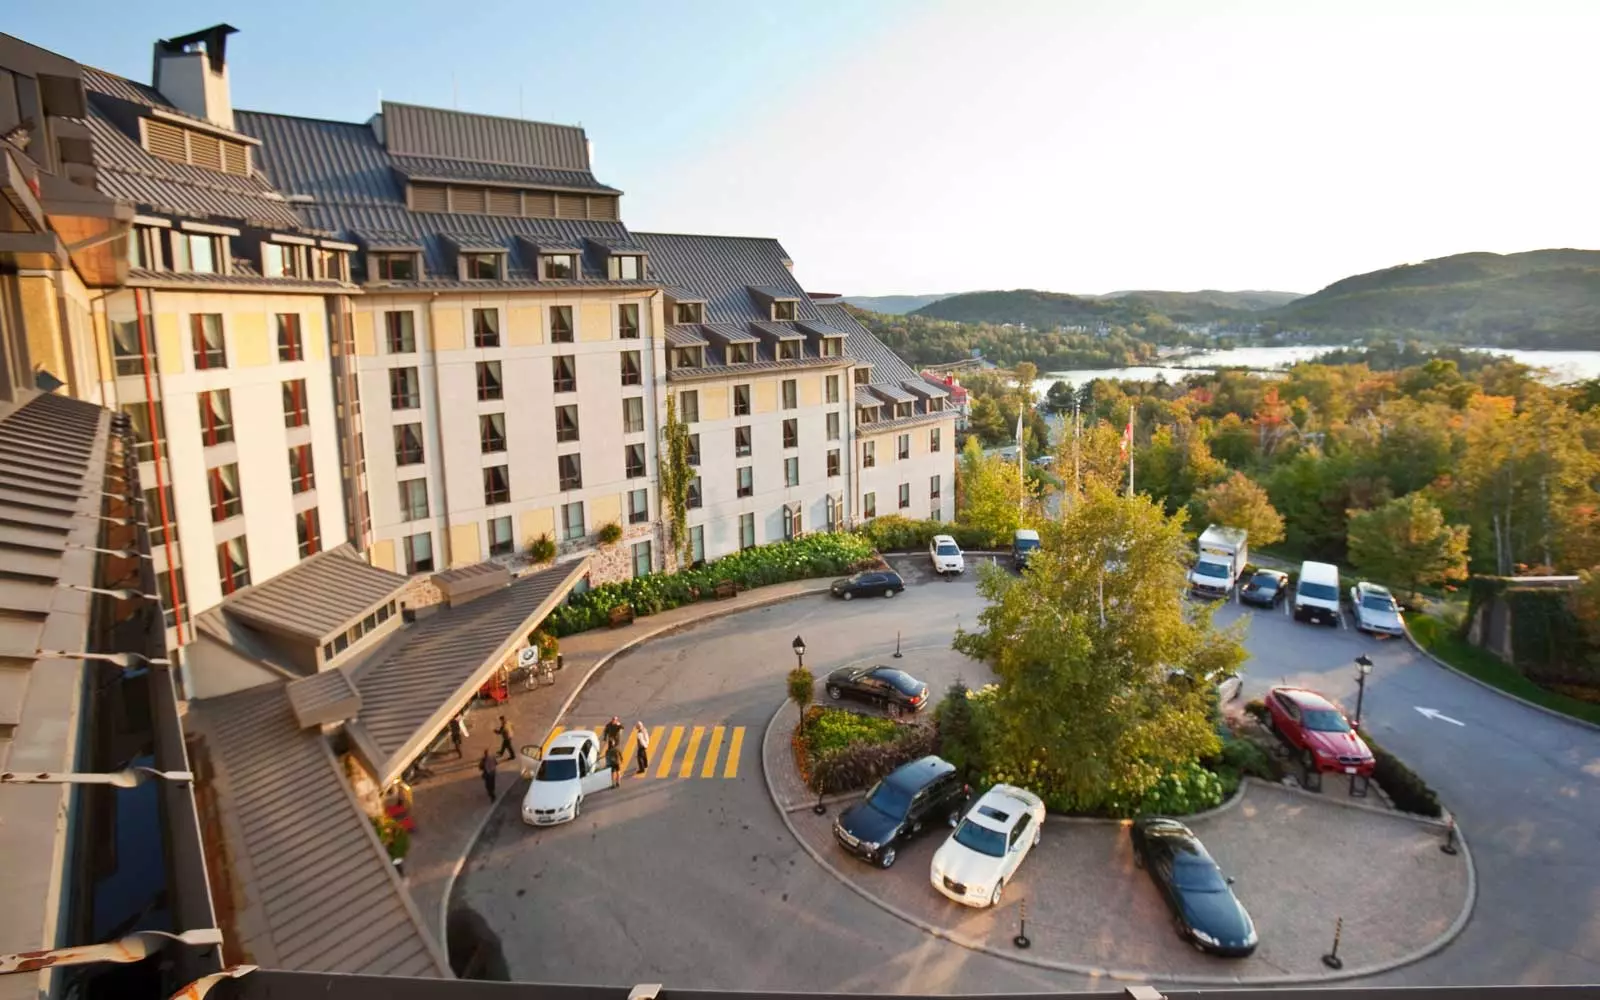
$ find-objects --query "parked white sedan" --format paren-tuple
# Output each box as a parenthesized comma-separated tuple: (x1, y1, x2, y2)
(930, 783, 1045, 907)
(521, 730, 612, 826)
(1350, 581, 1406, 636)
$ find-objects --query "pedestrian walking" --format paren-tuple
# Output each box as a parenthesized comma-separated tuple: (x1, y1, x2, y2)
(606, 742, 623, 788)
(603, 715, 623, 752)
(633, 721, 650, 775)
(448, 717, 464, 758)
(494, 715, 515, 761)
(479, 750, 497, 802)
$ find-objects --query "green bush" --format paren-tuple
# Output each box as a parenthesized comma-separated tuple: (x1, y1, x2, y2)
(372, 815, 410, 860)
(1133, 762, 1226, 817)
(1243, 698, 1269, 724)
(1364, 735, 1443, 818)
(527, 533, 557, 564)
(802, 707, 901, 759)
(597, 522, 624, 545)
(854, 515, 1007, 553)
(933, 681, 986, 779)
(787, 666, 815, 711)
(809, 725, 939, 795)
(1219, 735, 1282, 781)
(546, 533, 874, 636)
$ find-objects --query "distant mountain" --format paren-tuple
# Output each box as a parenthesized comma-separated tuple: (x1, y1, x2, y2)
(842, 293, 956, 315)
(1271, 249, 1600, 349)
(1097, 289, 1304, 312)
(910, 287, 1287, 329)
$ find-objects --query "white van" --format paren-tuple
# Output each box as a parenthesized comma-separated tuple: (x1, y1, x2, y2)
(1293, 561, 1342, 626)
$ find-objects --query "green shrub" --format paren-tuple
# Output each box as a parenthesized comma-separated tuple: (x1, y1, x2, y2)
(787, 666, 814, 711)
(527, 533, 556, 564)
(597, 522, 624, 545)
(1243, 698, 1269, 724)
(1132, 762, 1226, 816)
(802, 707, 901, 759)
(854, 515, 1007, 553)
(809, 725, 938, 795)
(933, 681, 987, 780)
(372, 815, 410, 860)
(1219, 735, 1282, 781)
(1364, 735, 1443, 818)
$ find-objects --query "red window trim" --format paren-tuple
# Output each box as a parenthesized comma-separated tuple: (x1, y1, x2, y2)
(279, 315, 302, 361)
(284, 379, 308, 427)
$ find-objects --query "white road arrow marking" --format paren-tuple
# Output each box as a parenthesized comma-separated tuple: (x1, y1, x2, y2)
(1415, 706, 1465, 726)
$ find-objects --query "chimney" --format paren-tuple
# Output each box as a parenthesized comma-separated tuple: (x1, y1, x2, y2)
(152, 24, 239, 130)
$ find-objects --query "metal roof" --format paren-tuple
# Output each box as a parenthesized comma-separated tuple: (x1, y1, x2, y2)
(632, 233, 827, 326)
(350, 228, 422, 250)
(664, 324, 709, 347)
(853, 386, 884, 409)
(125, 267, 356, 293)
(666, 355, 849, 384)
(380, 101, 591, 171)
(345, 557, 591, 786)
(285, 667, 361, 729)
(747, 283, 799, 302)
(221, 544, 407, 644)
(187, 683, 448, 977)
(856, 409, 951, 437)
(702, 322, 758, 344)
(905, 377, 950, 399)
(750, 321, 806, 341)
(814, 302, 922, 388)
(868, 383, 918, 405)
(391, 154, 619, 194)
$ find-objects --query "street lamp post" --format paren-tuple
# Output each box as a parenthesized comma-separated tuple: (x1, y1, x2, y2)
(792, 635, 806, 670)
(1354, 654, 1373, 727)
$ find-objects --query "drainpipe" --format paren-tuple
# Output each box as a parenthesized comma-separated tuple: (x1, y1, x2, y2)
(133, 287, 186, 647)
(848, 363, 860, 529)
(425, 292, 451, 568)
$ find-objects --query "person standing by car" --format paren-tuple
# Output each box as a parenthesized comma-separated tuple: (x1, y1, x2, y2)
(493, 716, 515, 761)
(448, 716, 465, 758)
(603, 715, 624, 753)
(606, 742, 623, 788)
(479, 749, 497, 803)
(633, 721, 650, 775)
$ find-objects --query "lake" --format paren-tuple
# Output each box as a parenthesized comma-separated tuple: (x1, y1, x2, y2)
(1032, 345, 1600, 397)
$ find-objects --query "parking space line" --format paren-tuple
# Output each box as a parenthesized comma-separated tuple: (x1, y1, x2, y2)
(655, 726, 686, 777)
(701, 726, 725, 778)
(723, 727, 745, 778)
(679, 726, 706, 778)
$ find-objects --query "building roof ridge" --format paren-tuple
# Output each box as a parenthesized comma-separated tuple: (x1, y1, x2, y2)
(234, 106, 374, 130)
(380, 98, 587, 135)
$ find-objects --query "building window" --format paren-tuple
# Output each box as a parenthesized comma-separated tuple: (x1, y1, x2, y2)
(821, 337, 843, 357)
(398, 479, 429, 522)
(734, 384, 751, 416)
(690, 525, 705, 564)
(122, 401, 165, 463)
(208, 464, 243, 522)
(620, 351, 643, 387)
(375, 252, 416, 281)
(623, 396, 645, 434)
(488, 515, 514, 556)
(687, 476, 702, 509)
(609, 255, 642, 280)
(673, 301, 703, 324)
(777, 418, 796, 449)
(898, 433, 911, 460)
(262, 242, 301, 278)
(680, 390, 699, 423)
(930, 397, 944, 412)
(859, 405, 877, 426)
(826, 411, 840, 441)
(464, 253, 501, 280)
(127, 225, 158, 270)
(737, 466, 753, 497)
(283, 377, 307, 425)
(784, 456, 799, 487)
(175, 232, 218, 274)
(625, 443, 646, 479)
(827, 449, 841, 477)
(899, 483, 911, 509)
(541, 254, 576, 279)
(552, 355, 577, 392)
(386, 311, 416, 353)
(198, 389, 234, 446)
(555, 404, 580, 442)
(558, 453, 583, 491)
(739, 512, 756, 550)
(782, 379, 798, 409)
(561, 501, 585, 541)
(484, 465, 510, 505)
(826, 494, 840, 532)
(627, 487, 649, 523)
(930, 427, 942, 452)
(217, 537, 250, 594)
(157, 566, 187, 630)
(109, 315, 148, 376)
(394, 423, 425, 466)
(390, 367, 421, 409)
(404, 532, 435, 573)
(480, 413, 507, 453)
(144, 485, 176, 546)
(863, 492, 877, 519)
(277, 314, 303, 361)
(729, 343, 752, 365)
(777, 340, 799, 361)
(297, 508, 321, 558)
(316, 247, 347, 281)
(618, 303, 640, 338)
(289, 443, 315, 493)
(673, 347, 703, 369)
(826, 375, 840, 403)
(863, 441, 876, 468)
(632, 540, 653, 577)
(473, 308, 500, 348)
(735, 425, 752, 458)
(896, 402, 913, 418)
(772, 300, 797, 321)
(783, 504, 802, 540)
(687, 434, 700, 466)
(550, 306, 574, 342)
(191, 314, 226, 369)
(477, 360, 503, 401)
(931, 505, 942, 522)
(855, 367, 872, 386)
(931, 475, 942, 499)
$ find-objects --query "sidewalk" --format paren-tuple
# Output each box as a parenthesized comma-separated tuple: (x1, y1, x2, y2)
(402, 576, 835, 943)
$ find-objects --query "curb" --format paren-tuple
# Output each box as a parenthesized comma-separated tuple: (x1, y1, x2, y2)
(1250, 774, 1452, 830)
(1405, 628, 1600, 735)
(760, 696, 1478, 986)
(436, 580, 834, 948)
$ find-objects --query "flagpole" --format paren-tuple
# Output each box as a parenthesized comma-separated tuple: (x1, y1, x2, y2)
(1127, 404, 1135, 498)
(1016, 409, 1025, 513)
(1072, 398, 1080, 507)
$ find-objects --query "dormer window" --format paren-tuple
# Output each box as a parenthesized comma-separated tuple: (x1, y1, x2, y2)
(772, 300, 797, 321)
(674, 347, 703, 369)
(728, 343, 752, 365)
(854, 367, 872, 386)
(262, 243, 303, 279)
(674, 301, 704, 325)
(464, 253, 502, 280)
(127, 225, 163, 270)
(315, 247, 348, 282)
(896, 402, 913, 418)
(542, 254, 577, 279)
(777, 340, 799, 361)
(821, 337, 843, 357)
(174, 232, 219, 274)
(374, 252, 417, 281)
(608, 255, 642, 280)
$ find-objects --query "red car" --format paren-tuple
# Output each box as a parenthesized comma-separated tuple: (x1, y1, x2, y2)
(1264, 687, 1375, 776)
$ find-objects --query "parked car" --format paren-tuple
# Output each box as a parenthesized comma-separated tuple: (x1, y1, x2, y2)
(1130, 817, 1258, 957)
(1188, 525, 1248, 599)
(930, 783, 1045, 908)
(1293, 560, 1342, 626)
(830, 570, 906, 601)
(1011, 528, 1041, 571)
(825, 665, 929, 715)
(521, 730, 612, 826)
(833, 756, 969, 869)
(930, 534, 965, 576)
(1350, 581, 1405, 636)
(1239, 570, 1289, 609)
(1264, 687, 1375, 776)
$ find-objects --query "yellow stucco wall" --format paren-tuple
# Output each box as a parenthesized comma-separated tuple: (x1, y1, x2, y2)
(370, 539, 397, 572)
(800, 374, 823, 407)
(754, 380, 778, 414)
(700, 385, 729, 421)
(305, 311, 327, 360)
(352, 311, 376, 357)
(90, 305, 113, 384)
(231, 313, 271, 367)
(578, 301, 611, 343)
(154, 312, 185, 372)
(520, 507, 555, 544)
(433, 306, 465, 352)
(18, 276, 64, 384)
(590, 493, 621, 529)
(449, 523, 481, 567)
(507, 305, 543, 347)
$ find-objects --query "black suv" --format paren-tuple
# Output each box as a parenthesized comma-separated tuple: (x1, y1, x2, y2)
(833, 756, 968, 868)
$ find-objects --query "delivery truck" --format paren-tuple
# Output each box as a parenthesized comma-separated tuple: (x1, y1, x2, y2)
(1189, 525, 1247, 599)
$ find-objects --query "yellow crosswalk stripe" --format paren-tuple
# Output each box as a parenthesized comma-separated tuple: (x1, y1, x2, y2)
(655, 725, 686, 778)
(723, 726, 744, 778)
(679, 726, 706, 778)
(700, 726, 725, 778)
(542, 726, 566, 753)
(620, 730, 638, 770)
(647, 726, 665, 774)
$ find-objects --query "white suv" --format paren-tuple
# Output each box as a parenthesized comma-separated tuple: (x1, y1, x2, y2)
(930, 534, 965, 576)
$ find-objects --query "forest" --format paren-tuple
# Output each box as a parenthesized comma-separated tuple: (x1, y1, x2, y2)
(846, 305, 1172, 370)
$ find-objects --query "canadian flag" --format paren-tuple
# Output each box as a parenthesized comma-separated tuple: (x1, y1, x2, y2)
(1120, 418, 1133, 456)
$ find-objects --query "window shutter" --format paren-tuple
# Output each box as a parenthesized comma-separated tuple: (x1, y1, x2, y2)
(188, 132, 223, 171)
(555, 194, 585, 218)
(587, 196, 619, 220)
(523, 191, 555, 218)
(451, 186, 487, 214)
(221, 141, 250, 176)
(145, 120, 188, 163)
(411, 183, 447, 213)
(487, 189, 520, 215)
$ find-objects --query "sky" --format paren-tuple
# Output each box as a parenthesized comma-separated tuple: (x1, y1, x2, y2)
(11, 0, 1598, 297)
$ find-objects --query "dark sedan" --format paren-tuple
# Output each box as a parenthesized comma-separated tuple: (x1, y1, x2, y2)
(830, 570, 905, 601)
(825, 665, 928, 715)
(1130, 817, 1258, 957)
(1239, 570, 1289, 609)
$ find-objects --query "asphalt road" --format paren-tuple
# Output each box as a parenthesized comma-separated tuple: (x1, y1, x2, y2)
(454, 567, 1600, 990)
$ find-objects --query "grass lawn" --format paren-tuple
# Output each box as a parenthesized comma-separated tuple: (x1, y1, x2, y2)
(1410, 614, 1600, 727)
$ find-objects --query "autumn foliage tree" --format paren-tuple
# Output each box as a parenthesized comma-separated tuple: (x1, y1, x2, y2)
(1194, 471, 1286, 548)
(1347, 494, 1470, 604)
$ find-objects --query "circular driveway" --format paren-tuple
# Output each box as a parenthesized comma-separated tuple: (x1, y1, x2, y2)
(452, 566, 1600, 989)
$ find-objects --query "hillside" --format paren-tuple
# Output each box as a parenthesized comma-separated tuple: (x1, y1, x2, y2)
(911, 288, 1264, 333)
(1097, 289, 1303, 312)
(1272, 249, 1600, 348)
(841, 293, 955, 315)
